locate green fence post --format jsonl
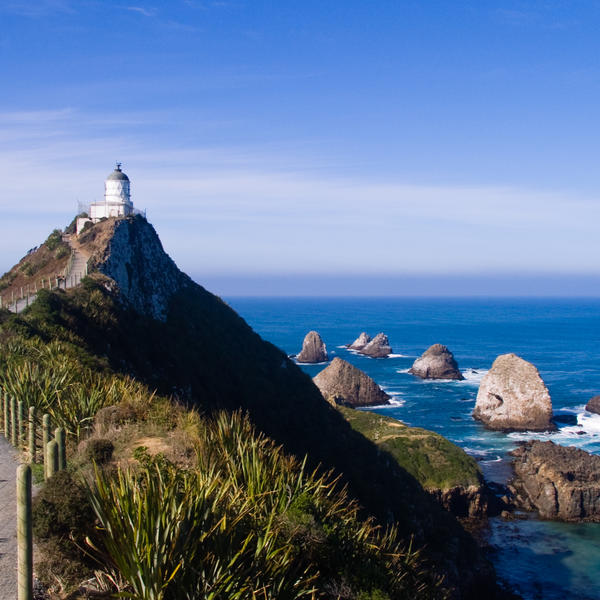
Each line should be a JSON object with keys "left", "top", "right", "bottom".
{"left": 46, "top": 440, "right": 58, "bottom": 480}
{"left": 54, "top": 427, "right": 66, "bottom": 471}
{"left": 17, "top": 464, "right": 33, "bottom": 600}
{"left": 3, "top": 393, "right": 8, "bottom": 439}
{"left": 11, "top": 397, "right": 17, "bottom": 446}
{"left": 42, "top": 414, "right": 51, "bottom": 477}
{"left": 28, "top": 407, "right": 36, "bottom": 463}
{"left": 18, "top": 400, "right": 25, "bottom": 449}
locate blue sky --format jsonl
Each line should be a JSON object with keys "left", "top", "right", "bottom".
{"left": 1, "top": 0, "right": 599, "bottom": 295}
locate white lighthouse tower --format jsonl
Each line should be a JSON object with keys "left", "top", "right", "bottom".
{"left": 76, "top": 163, "right": 140, "bottom": 234}
{"left": 90, "top": 162, "right": 134, "bottom": 220}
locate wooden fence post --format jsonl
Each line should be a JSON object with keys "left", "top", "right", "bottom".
{"left": 3, "top": 394, "right": 8, "bottom": 438}
{"left": 28, "top": 407, "right": 36, "bottom": 463}
{"left": 18, "top": 400, "right": 25, "bottom": 448}
{"left": 11, "top": 397, "right": 17, "bottom": 446}
{"left": 46, "top": 440, "right": 58, "bottom": 479}
{"left": 42, "top": 414, "right": 51, "bottom": 477}
{"left": 17, "top": 464, "right": 33, "bottom": 600}
{"left": 55, "top": 427, "right": 66, "bottom": 471}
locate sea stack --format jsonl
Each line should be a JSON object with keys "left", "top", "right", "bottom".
{"left": 473, "top": 353, "right": 555, "bottom": 431}
{"left": 296, "top": 331, "right": 328, "bottom": 363}
{"left": 409, "top": 344, "right": 464, "bottom": 380}
{"left": 313, "top": 357, "right": 391, "bottom": 407}
{"left": 348, "top": 332, "right": 371, "bottom": 351}
{"left": 585, "top": 395, "right": 600, "bottom": 415}
{"left": 360, "top": 333, "right": 392, "bottom": 358}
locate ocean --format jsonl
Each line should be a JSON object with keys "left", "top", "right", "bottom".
{"left": 227, "top": 297, "right": 600, "bottom": 600}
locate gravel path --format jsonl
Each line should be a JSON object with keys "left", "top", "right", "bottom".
{"left": 0, "top": 436, "right": 19, "bottom": 599}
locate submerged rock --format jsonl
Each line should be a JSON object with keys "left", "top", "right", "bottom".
{"left": 585, "top": 395, "right": 600, "bottom": 415}
{"left": 347, "top": 332, "right": 371, "bottom": 351}
{"left": 473, "top": 353, "right": 555, "bottom": 432}
{"left": 409, "top": 344, "right": 464, "bottom": 380}
{"left": 360, "top": 332, "right": 392, "bottom": 358}
{"left": 313, "top": 357, "right": 390, "bottom": 407}
{"left": 296, "top": 331, "right": 328, "bottom": 363}
{"left": 511, "top": 440, "right": 600, "bottom": 521}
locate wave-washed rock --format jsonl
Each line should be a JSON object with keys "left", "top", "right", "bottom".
{"left": 347, "top": 332, "right": 371, "bottom": 351}
{"left": 313, "top": 357, "right": 390, "bottom": 407}
{"left": 409, "top": 344, "right": 464, "bottom": 380}
{"left": 510, "top": 440, "right": 600, "bottom": 521}
{"left": 585, "top": 395, "right": 600, "bottom": 415}
{"left": 360, "top": 332, "right": 392, "bottom": 358}
{"left": 296, "top": 331, "right": 328, "bottom": 363}
{"left": 473, "top": 353, "right": 555, "bottom": 431}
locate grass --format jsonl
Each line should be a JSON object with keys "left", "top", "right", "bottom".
{"left": 338, "top": 407, "right": 482, "bottom": 491}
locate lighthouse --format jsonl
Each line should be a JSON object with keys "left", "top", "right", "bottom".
{"left": 90, "top": 163, "right": 134, "bottom": 220}
{"left": 76, "top": 163, "right": 142, "bottom": 234}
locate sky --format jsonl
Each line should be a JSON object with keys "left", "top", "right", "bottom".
{"left": 1, "top": 0, "right": 599, "bottom": 296}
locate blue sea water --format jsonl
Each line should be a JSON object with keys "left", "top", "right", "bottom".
{"left": 227, "top": 297, "right": 600, "bottom": 600}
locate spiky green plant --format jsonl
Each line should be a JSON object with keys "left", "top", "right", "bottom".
{"left": 84, "top": 413, "right": 442, "bottom": 600}
{"left": 86, "top": 458, "right": 316, "bottom": 600}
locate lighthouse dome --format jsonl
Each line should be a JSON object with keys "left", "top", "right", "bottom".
{"left": 106, "top": 163, "right": 130, "bottom": 181}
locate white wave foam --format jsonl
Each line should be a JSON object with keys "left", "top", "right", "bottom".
{"left": 359, "top": 397, "right": 406, "bottom": 410}
{"left": 578, "top": 412, "right": 600, "bottom": 433}
{"left": 456, "top": 368, "right": 488, "bottom": 385}
{"left": 397, "top": 368, "right": 411, "bottom": 374}
{"left": 387, "top": 353, "right": 411, "bottom": 358}
{"left": 293, "top": 359, "right": 328, "bottom": 366}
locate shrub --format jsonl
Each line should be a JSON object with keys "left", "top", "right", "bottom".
{"left": 33, "top": 471, "right": 94, "bottom": 540}
{"left": 44, "top": 229, "right": 63, "bottom": 251}
{"left": 85, "top": 438, "right": 114, "bottom": 464}
{"left": 32, "top": 471, "right": 97, "bottom": 592}
{"left": 55, "top": 245, "right": 70, "bottom": 259}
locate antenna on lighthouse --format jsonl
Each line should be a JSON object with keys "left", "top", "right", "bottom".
{"left": 115, "top": 161, "right": 122, "bottom": 171}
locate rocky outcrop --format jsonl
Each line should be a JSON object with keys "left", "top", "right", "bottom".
{"left": 313, "top": 358, "right": 390, "bottom": 407}
{"left": 473, "top": 353, "right": 555, "bottom": 431}
{"left": 586, "top": 395, "right": 600, "bottom": 414}
{"left": 347, "top": 332, "right": 371, "bottom": 351}
{"left": 296, "top": 331, "right": 328, "bottom": 363}
{"left": 359, "top": 333, "right": 392, "bottom": 358}
{"left": 429, "top": 485, "right": 502, "bottom": 519}
{"left": 86, "top": 216, "right": 192, "bottom": 321}
{"left": 510, "top": 441, "right": 600, "bottom": 521}
{"left": 409, "top": 344, "right": 464, "bottom": 380}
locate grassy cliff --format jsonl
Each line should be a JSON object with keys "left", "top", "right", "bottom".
{"left": 0, "top": 216, "right": 504, "bottom": 598}
{"left": 338, "top": 407, "right": 482, "bottom": 491}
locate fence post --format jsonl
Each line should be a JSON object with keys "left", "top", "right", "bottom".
{"left": 18, "top": 401, "right": 25, "bottom": 449}
{"left": 11, "top": 397, "right": 17, "bottom": 446}
{"left": 42, "top": 414, "right": 51, "bottom": 477}
{"left": 17, "top": 464, "right": 33, "bottom": 600}
{"left": 55, "top": 427, "right": 66, "bottom": 471}
{"left": 46, "top": 440, "right": 58, "bottom": 479}
{"left": 3, "top": 394, "right": 8, "bottom": 438}
{"left": 28, "top": 407, "right": 36, "bottom": 463}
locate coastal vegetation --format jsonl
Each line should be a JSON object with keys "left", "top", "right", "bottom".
{"left": 0, "top": 217, "right": 502, "bottom": 597}
{"left": 338, "top": 407, "right": 482, "bottom": 491}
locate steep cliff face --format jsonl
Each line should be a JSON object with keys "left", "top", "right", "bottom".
{"left": 13, "top": 215, "right": 506, "bottom": 598}
{"left": 85, "top": 217, "right": 192, "bottom": 321}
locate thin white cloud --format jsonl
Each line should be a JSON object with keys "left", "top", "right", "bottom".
{"left": 0, "top": 106, "right": 598, "bottom": 277}
{"left": 124, "top": 5, "right": 157, "bottom": 17}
